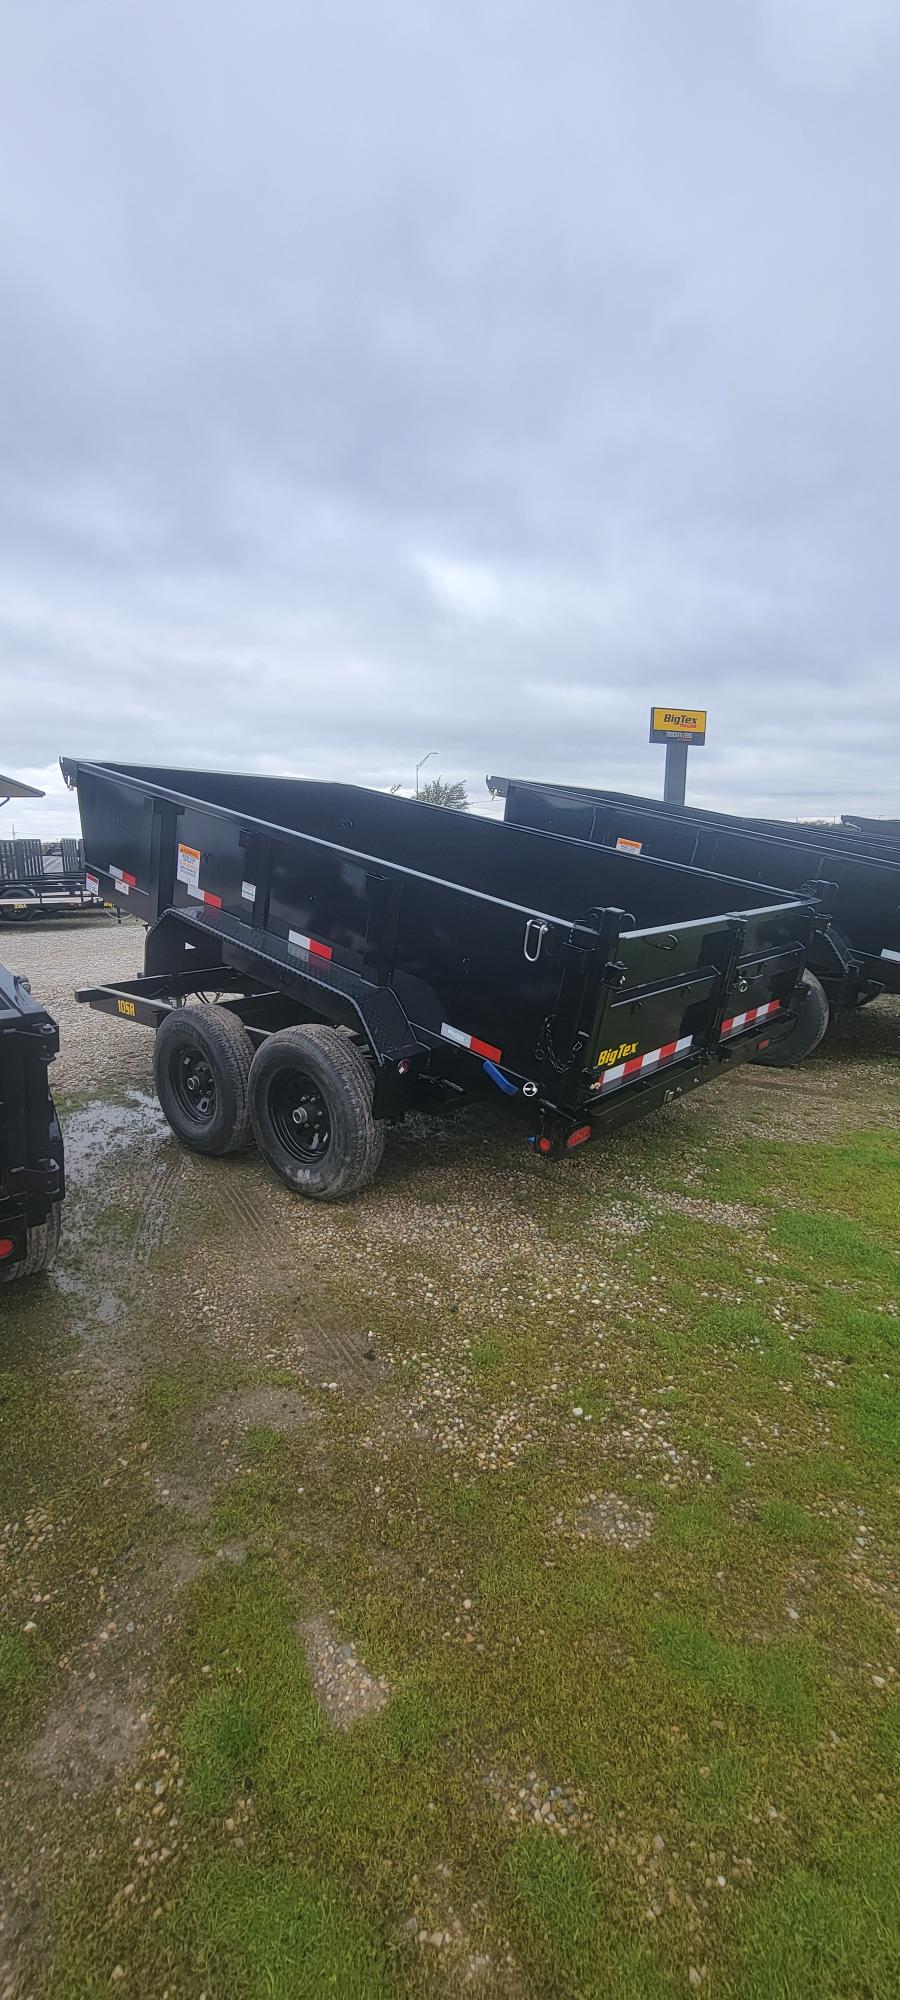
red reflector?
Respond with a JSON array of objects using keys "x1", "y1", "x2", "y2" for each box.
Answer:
[
  {"x1": 537, "y1": 1137, "x2": 553, "y2": 1154},
  {"x1": 470, "y1": 1035, "x2": 503, "y2": 1063},
  {"x1": 203, "y1": 891, "x2": 223, "y2": 909},
  {"x1": 121, "y1": 871, "x2": 137, "y2": 888},
  {"x1": 566, "y1": 1125, "x2": 592, "y2": 1149},
  {"x1": 757, "y1": 1037, "x2": 770, "y2": 1051},
  {"x1": 0, "y1": 1237, "x2": 15, "y2": 1259}
]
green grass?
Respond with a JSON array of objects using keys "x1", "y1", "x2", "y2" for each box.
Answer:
[
  {"x1": 180, "y1": 1685, "x2": 267, "y2": 1815},
  {"x1": 188, "y1": 1857, "x2": 391, "y2": 1998},
  {"x1": 736, "y1": 1828, "x2": 900, "y2": 1999},
  {"x1": 4, "y1": 1054, "x2": 898, "y2": 1999},
  {"x1": 0, "y1": 1627, "x2": 37, "y2": 1697},
  {"x1": 651, "y1": 1616, "x2": 823, "y2": 1737},
  {"x1": 509, "y1": 1836, "x2": 680, "y2": 1998}
]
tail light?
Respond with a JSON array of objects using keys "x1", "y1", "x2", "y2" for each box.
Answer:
[{"x1": 566, "y1": 1125, "x2": 592, "y2": 1150}]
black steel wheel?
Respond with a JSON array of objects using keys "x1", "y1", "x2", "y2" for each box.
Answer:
[
  {"x1": 154, "y1": 1005, "x2": 254, "y2": 1155},
  {"x1": 752, "y1": 971, "x2": 830, "y2": 1069},
  {"x1": 248, "y1": 1025, "x2": 385, "y2": 1201},
  {"x1": 0, "y1": 887, "x2": 38, "y2": 923},
  {"x1": 266, "y1": 1069, "x2": 333, "y2": 1164}
]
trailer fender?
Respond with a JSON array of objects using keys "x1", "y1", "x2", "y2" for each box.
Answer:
[
  {"x1": 144, "y1": 907, "x2": 423, "y2": 1082},
  {"x1": 751, "y1": 971, "x2": 830, "y2": 1068}
]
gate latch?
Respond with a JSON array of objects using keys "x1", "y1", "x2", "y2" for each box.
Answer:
[{"x1": 523, "y1": 919, "x2": 549, "y2": 963}]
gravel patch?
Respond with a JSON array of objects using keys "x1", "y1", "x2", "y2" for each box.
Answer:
[
  {"x1": 651, "y1": 1193, "x2": 763, "y2": 1229},
  {"x1": 482, "y1": 1766, "x2": 592, "y2": 1834},
  {"x1": 405, "y1": 1861, "x2": 522, "y2": 1994},
  {"x1": 568, "y1": 1491, "x2": 655, "y2": 1551},
  {"x1": 1, "y1": 917, "x2": 148, "y2": 1096},
  {"x1": 299, "y1": 1613, "x2": 390, "y2": 1729}
]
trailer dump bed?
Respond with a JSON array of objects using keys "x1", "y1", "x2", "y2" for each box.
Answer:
[
  {"x1": 492, "y1": 777, "x2": 900, "y2": 1022},
  {"x1": 62, "y1": 759, "x2": 820, "y2": 1198},
  {"x1": 841, "y1": 815, "x2": 900, "y2": 844},
  {"x1": 0, "y1": 963, "x2": 63, "y2": 1278}
]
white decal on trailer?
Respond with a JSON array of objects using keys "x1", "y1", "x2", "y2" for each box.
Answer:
[{"x1": 177, "y1": 842, "x2": 201, "y2": 888}]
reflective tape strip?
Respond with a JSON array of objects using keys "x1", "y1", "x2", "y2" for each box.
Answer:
[
  {"x1": 109, "y1": 865, "x2": 137, "y2": 888},
  {"x1": 187, "y1": 885, "x2": 223, "y2": 909},
  {"x1": 720, "y1": 1000, "x2": 781, "y2": 1037},
  {"x1": 594, "y1": 1034, "x2": 692, "y2": 1094},
  {"x1": 881, "y1": 948, "x2": 900, "y2": 964},
  {"x1": 441, "y1": 1022, "x2": 503, "y2": 1064},
  {"x1": 288, "y1": 929, "x2": 334, "y2": 961}
]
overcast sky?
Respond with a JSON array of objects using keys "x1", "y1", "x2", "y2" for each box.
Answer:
[{"x1": 2, "y1": 0, "x2": 899, "y2": 838}]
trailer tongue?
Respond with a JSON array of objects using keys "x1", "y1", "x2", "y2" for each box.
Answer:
[{"x1": 62, "y1": 760, "x2": 821, "y2": 1199}]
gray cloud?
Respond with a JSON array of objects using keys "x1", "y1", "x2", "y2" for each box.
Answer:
[{"x1": 1, "y1": 0, "x2": 898, "y2": 826}]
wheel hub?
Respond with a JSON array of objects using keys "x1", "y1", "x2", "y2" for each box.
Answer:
[
  {"x1": 268, "y1": 1069, "x2": 331, "y2": 1162},
  {"x1": 170, "y1": 1047, "x2": 218, "y2": 1126}
]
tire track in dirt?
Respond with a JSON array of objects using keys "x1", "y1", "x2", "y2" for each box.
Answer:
[
  {"x1": 127, "y1": 1148, "x2": 188, "y2": 1267},
  {"x1": 185, "y1": 1153, "x2": 385, "y2": 1396}
]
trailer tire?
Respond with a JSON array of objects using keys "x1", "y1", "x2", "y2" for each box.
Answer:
[
  {"x1": 154, "y1": 1005, "x2": 254, "y2": 1155},
  {"x1": 248, "y1": 1025, "x2": 385, "y2": 1201},
  {"x1": 0, "y1": 887, "x2": 39, "y2": 923},
  {"x1": 752, "y1": 972, "x2": 830, "y2": 1069},
  {"x1": 0, "y1": 1202, "x2": 61, "y2": 1282}
]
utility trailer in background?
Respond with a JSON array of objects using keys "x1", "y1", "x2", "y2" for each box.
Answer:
[
  {"x1": 0, "y1": 836, "x2": 108, "y2": 922},
  {"x1": 62, "y1": 759, "x2": 823, "y2": 1199},
  {"x1": 490, "y1": 777, "x2": 900, "y2": 1036},
  {"x1": 0, "y1": 964, "x2": 64, "y2": 1281}
]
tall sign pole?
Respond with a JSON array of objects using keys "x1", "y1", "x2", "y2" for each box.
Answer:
[{"x1": 649, "y1": 707, "x2": 707, "y2": 805}]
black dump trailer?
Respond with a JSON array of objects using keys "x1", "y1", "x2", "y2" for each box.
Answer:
[
  {"x1": 841, "y1": 815, "x2": 900, "y2": 844},
  {"x1": 0, "y1": 963, "x2": 64, "y2": 1280},
  {"x1": 731, "y1": 812, "x2": 900, "y2": 866},
  {"x1": 491, "y1": 778, "x2": 900, "y2": 1037},
  {"x1": 61, "y1": 759, "x2": 823, "y2": 1200}
]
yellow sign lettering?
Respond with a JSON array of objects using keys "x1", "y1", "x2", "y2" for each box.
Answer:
[{"x1": 595, "y1": 1039, "x2": 638, "y2": 1069}]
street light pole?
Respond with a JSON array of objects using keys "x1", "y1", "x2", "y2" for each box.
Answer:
[{"x1": 415, "y1": 751, "x2": 437, "y2": 798}]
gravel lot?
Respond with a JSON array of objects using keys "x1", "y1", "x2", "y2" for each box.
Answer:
[
  {"x1": 2, "y1": 916, "x2": 149, "y2": 1096},
  {"x1": 1, "y1": 915, "x2": 898, "y2": 1999}
]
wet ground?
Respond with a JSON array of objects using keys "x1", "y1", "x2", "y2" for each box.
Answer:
[{"x1": 1, "y1": 920, "x2": 898, "y2": 1998}]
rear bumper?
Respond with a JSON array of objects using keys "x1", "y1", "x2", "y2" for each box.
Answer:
[{"x1": 531, "y1": 1000, "x2": 800, "y2": 1152}]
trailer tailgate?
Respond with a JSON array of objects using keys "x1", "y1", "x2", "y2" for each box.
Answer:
[{"x1": 581, "y1": 898, "x2": 815, "y2": 1104}]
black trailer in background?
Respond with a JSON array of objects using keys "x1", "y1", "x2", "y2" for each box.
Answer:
[
  {"x1": 0, "y1": 964, "x2": 64, "y2": 1280},
  {"x1": 0, "y1": 836, "x2": 108, "y2": 922},
  {"x1": 841, "y1": 815, "x2": 900, "y2": 842},
  {"x1": 490, "y1": 777, "x2": 900, "y2": 1028},
  {"x1": 0, "y1": 774, "x2": 64, "y2": 1279},
  {"x1": 63, "y1": 758, "x2": 822, "y2": 1199}
]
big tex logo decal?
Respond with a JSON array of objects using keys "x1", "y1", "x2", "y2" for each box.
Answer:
[{"x1": 595, "y1": 1038, "x2": 638, "y2": 1069}]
